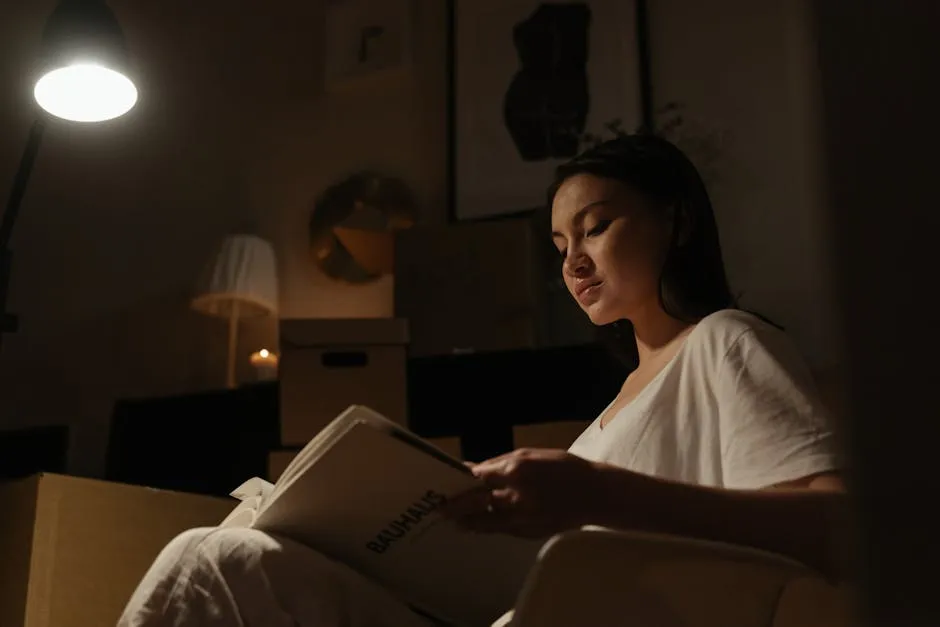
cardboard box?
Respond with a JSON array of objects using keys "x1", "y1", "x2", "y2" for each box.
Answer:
[
  {"x1": 513, "y1": 421, "x2": 592, "y2": 451},
  {"x1": 279, "y1": 318, "x2": 409, "y2": 446},
  {"x1": 395, "y1": 219, "x2": 540, "y2": 356},
  {"x1": 395, "y1": 219, "x2": 595, "y2": 357},
  {"x1": 427, "y1": 436, "x2": 463, "y2": 461},
  {"x1": 0, "y1": 473, "x2": 233, "y2": 627}
]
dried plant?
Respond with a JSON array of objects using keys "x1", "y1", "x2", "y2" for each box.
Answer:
[{"x1": 579, "y1": 101, "x2": 731, "y2": 187}]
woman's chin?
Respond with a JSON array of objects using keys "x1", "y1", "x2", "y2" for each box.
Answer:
[{"x1": 584, "y1": 304, "x2": 621, "y2": 327}]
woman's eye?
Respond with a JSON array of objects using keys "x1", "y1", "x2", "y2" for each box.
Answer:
[
  {"x1": 587, "y1": 219, "x2": 612, "y2": 236},
  {"x1": 557, "y1": 248, "x2": 567, "y2": 258}
]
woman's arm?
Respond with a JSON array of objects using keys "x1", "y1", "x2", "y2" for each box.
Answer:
[
  {"x1": 591, "y1": 463, "x2": 849, "y2": 579},
  {"x1": 451, "y1": 449, "x2": 850, "y2": 581}
]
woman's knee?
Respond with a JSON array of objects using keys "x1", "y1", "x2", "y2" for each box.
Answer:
[
  {"x1": 126, "y1": 527, "x2": 282, "y2": 609},
  {"x1": 157, "y1": 526, "x2": 279, "y2": 572},
  {"x1": 121, "y1": 527, "x2": 283, "y2": 626}
]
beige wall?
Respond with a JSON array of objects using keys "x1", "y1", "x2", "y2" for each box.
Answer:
[
  {"x1": 649, "y1": 0, "x2": 841, "y2": 370},
  {"x1": 246, "y1": 1, "x2": 449, "y2": 320},
  {"x1": 0, "y1": 0, "x2": 448, "y2": 476}
]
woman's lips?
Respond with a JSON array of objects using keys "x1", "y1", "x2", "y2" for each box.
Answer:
[{"x1": 575, "y1": 281, "x2": 603, "y2": 304}]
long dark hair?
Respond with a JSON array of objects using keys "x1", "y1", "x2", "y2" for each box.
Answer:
[{"x1": 548, "y1": 134, "x2": 737, "y2": 366}]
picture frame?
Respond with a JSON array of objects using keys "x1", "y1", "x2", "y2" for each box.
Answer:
[
  {"x1": 324, "y1": 0, "x2": 414, "y2": 91},
  {"x1": 448, "y1": 0, "x2": 651, "y2": 222}
]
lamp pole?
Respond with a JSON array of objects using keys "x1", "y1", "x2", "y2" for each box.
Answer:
[{"x1": 0, "y1": 117, "x2": 47, "y2": 353}]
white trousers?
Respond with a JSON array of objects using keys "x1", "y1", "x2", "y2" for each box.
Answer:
[{"x1": 117, "y1": 527, "x2": 447, "y2": 627}]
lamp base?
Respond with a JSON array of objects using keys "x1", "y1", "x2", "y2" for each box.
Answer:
[{"x1": 226, "y1": 303, "x2": 240, "y2": 389}]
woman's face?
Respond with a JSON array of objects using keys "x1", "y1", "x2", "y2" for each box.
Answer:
[{"x1": 551, "y1": 174, "x2": 673, "y2": 326}]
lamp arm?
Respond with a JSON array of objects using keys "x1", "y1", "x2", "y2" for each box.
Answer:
[
  {"x1": 1, "y1": 117, "x2": 46, "y2": 249},
  {"x1": 1, "y1": 117, "x2": 47, "y2": 344}
]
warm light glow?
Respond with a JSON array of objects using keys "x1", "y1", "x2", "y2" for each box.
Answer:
[
  {"x1": 250, "y1": 349, "x2": 279, "y2": 381},
  {"x1": 34, "y1": 63, "x2": 138, "y2": 122},
  {"x1": 250, "y1": 349, "x2": 278, "y2": 366}
]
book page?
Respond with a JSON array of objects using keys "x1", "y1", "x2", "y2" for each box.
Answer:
[
  {"x1": 339, "y1": 405, "x2": 472, "y2": 474},
  {"x1": 268, "y1": 405, "x2": 471, "y2": 510},
  {"x1": 220, "y1": 478, "x2": 275, "y2": 527},
  {"x1": 255, "y1": 419, "x2": 541, "y2": 627},
  {"x1": 272, "y1": 409, "x2": 361, "y2": 495}
]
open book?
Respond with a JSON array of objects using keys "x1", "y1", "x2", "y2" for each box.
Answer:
[{"x1": 221, "y1": 405, "x2": 543, "y2": 627}]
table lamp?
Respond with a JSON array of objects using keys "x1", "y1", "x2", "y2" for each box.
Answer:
[
  {"x1": 191, "y1": 235, "x2": 278, "y2": 389},
  {"x1": 1, "y1": 0, "x2": 138, "y2": 352}
]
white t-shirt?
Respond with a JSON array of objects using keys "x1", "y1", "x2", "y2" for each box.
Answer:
[{"x1": 568, "y1": 309, "x2": 839, "y2": 490}]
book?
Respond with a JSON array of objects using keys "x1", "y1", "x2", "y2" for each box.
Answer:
[{"x1": 221, "y1": 404, "x2": 542, "y2": 627}]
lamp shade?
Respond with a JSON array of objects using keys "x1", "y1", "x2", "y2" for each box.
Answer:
[
  {"x1": 33, "y1": 0, "x2": 138, "y2": 122},
  {"x1": 192, "y1": 235, "x2": 278, "y2": 318}
]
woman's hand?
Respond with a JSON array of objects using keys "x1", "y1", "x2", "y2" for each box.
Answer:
[{"x1": 443, "y1": 448, "x2": 609, "y2": 539}]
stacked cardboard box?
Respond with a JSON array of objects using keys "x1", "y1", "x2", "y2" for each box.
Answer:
[
  {"x1": 268, "y1": 317, "x2": 468, "y2": 481},
  {"x1": 1, "y1": 473, "x2": 232, "y2": 627},
  {"x1": 278, "y1": 318, "x2": 410, "y2": 446}
]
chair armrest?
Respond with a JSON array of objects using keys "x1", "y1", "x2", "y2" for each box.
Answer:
[{"x1": 509, "y1": 528, "x2": 818, "y2": 627}]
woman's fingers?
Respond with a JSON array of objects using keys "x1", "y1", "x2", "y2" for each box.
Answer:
[
  {"x1": 471, "y1": 454, "x2": 529, "y2": 488},
  {"x1": 448, "y1": 487, "x2": 524, "y2": 531},
  {"x1": 439, "y1": 485, "x2": 490, "y2": 519}
]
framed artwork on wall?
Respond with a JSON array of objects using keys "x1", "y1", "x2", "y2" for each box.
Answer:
[
  {"x1": 324, "y1": 0, "x2": 414, "y2": 91},
  {"x1": 448, "y1": 0, "x2": 651, "y2": 222}
]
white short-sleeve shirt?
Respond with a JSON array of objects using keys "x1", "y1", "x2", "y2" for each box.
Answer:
[{"x1": 568, "y1": 309, "x2": 839, "y2": 489}]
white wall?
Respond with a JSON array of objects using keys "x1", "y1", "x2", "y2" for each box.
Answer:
[{"x1": 649, "y1": 0, "x2": 840, "y2": 369}]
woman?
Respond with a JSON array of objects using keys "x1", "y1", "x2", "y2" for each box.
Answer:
[
  {"x1": 118, "y1": 135, "x2": 844, "y2": 627},
  {"x1": 447, "y1": 134, "x2": 843, "y2": 560}
]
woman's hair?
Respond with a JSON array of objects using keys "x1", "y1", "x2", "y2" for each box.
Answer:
[{"x1": 547, "y1": 134, "x2": 737, "y2": 366}]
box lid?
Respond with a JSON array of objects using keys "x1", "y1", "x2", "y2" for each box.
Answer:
[{"x1": 280, "y1": 318, "x2": 410, "y2": 347}]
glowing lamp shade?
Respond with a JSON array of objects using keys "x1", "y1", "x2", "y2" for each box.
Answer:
[
  {"x1": 34, "y1": 63, "x2": 137, "y2": 122},
  {"x1": 34, "y1": 0, "x2": 137, "y2": 123}
]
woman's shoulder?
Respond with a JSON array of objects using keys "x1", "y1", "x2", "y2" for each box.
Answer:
[
  {"x1": 694, "y1": 308, "x2": 778, "y2": 339},
  {"x1": 686, "y1": 308, "x2": 786, "y2": 358}
]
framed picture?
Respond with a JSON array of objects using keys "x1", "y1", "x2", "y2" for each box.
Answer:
[
  {"x1": 324, "y1": 0, "x2": 413, "y2": 91},
  {"x1": 449, "y1": 0, "x2": 649, "y2": 222}
]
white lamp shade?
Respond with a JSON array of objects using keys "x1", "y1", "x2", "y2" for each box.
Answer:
[
  {"x1": 34, "y1": 63, "x2": 138, "y2": 122},
  {"x1": 192, "y1": 235, "x2": 278, "y2": 318},
  {"x1": 34, "y1": 0, "x2": 138, "y2": 123}
]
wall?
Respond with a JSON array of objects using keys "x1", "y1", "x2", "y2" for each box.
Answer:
[
  {"x1": 648, "y1": 0, "x2": 840, "y2": 370},
  {"x1": 248, "y1": 1, "x2": 448, "y2": 319},
  {"x1": 0, "y1": 0, "x2": 850, "y2": 476},
  {"x1": 0, "y1": 0, "x2": 448, "y2": 476}
]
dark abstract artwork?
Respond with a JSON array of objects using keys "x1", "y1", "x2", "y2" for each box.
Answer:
[
  {"x1": 453, "y1": 0, "x2": 640, "y2": 221},
  {"x1": 504, "y1": 4, "x2": 591, "y2": 162}
]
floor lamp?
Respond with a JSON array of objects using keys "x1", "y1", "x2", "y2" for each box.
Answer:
[
  {"x1": 191, "y1": 235, "x2": 279, "y2": 389},
  {"x1": 0, "y1": 0, "x2": 138, "y2": 353}
]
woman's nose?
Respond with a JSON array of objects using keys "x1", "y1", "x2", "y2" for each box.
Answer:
[{"x1": 563, "y1": 252, "x2": 591, "y2": 277}]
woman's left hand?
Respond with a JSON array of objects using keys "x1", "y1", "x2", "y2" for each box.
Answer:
[{"x1": 442, "y1": 448, "x2": 607, "y2": 539}]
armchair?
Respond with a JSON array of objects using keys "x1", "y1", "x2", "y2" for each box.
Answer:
[{"x1": 505, "y1": 529, "x2": 852, "y2": 627}]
